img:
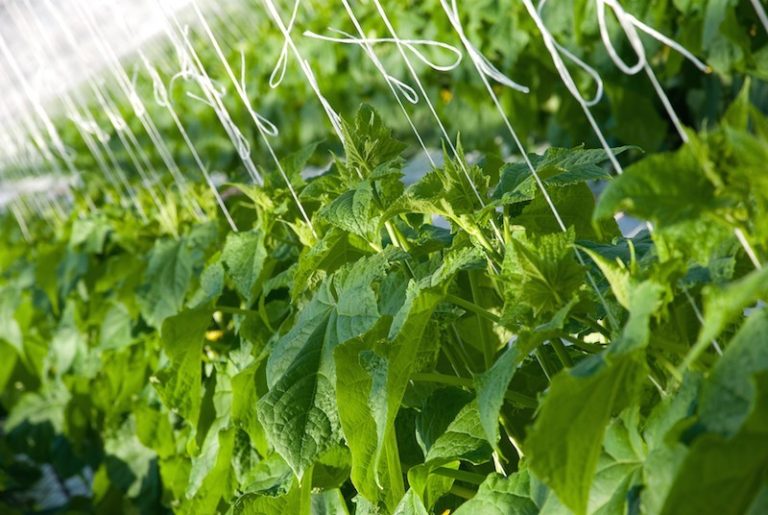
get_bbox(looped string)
[303,28,464,72]
[141,55,171,108]
[440,0,529,93]
[596,0,645,75]
[303,27,421,104]
[262,0,344,141]
[532,0,605,107]
[69,111,110,142]
[105,106,127,132]
[169,40,280,140]
[268,0,301,88]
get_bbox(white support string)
[306,0,439,168]
[260,0,344,142]
[0,94,70,221]
[526,0,746,355]
[157,7,266,188]
[42,0,173,224]
[72,0,206,222]
[752,0,768,35]
[138,50,239,232]
[441,0,616,327]
[0,31,91,216]
[0,128,57,225]
[187,0,316,236]
[369,0,505,244]
[590,0,763,270]
[9,1,142,217]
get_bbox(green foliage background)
[1,0,768,514]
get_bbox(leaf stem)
[384,428,405,509]
[299,464,313,515]
[450,484,477,499]
[572,315,611,339]
[534,348,556,382]
[412,372,473,389]
[433,467,487,485]
[550,339,573,368]
[411,372,538,408]
[445,294,501,325]
[215,306,259,317]
[468,270,498,369]
[559,333,603,353]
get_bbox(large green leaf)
[259,251,397,477]
[698,309,768,436]
[453,473,538,515]
[155,309,212,423]
[138,223,217,328]
[661,372,768,515]
[222,229,267,305]
[525,352,647,515]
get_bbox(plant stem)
[411,372,538,408]
[535,348,557,382]
[572,315,611,339]
[215,306,259,317]
[551,339,573,368]
[384,428,405,509]
[559,333,603,353]
[450,484,478,499]
[299,464,313,515]
[469,271,498,370]
[445,294,501,325]
[433,467,487,485]
[412,372,473,389]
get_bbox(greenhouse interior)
[1,0,767,513]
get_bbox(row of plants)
[9,0,764,190]
[2,1,768,513]
[1,84,767,513]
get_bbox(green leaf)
[138,223,217,328]
[525,352,647,515]
[234,485,302,515]
[493,145,631,202]
[698,309,768,436]
[99,301,133,350]
[416,388,474,457]
[660,372,768,515]
[502,227,584,319]
[514,184,618,241]
[47,301,86,376]
[693,267,768,363]
[70,216,111,254]
[341,105,406,181]
[102,418,156,498]
[423,400,492,465]
[393,489,428,515]
[333,266,446,507]
[189,259,225,308]
[0,285,23,355]
[155,309,212,423]
[453,473,538,515]
[6,385,70,433]
[185,420,236,508]
[232,364,268,456]
[222,229,267,305]
[259,252,397,477]
[608,280,666,355]
[333,320,394,504]
[594,148,719,225]
[317,183,379,239]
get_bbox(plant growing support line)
[0,1,766,514]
